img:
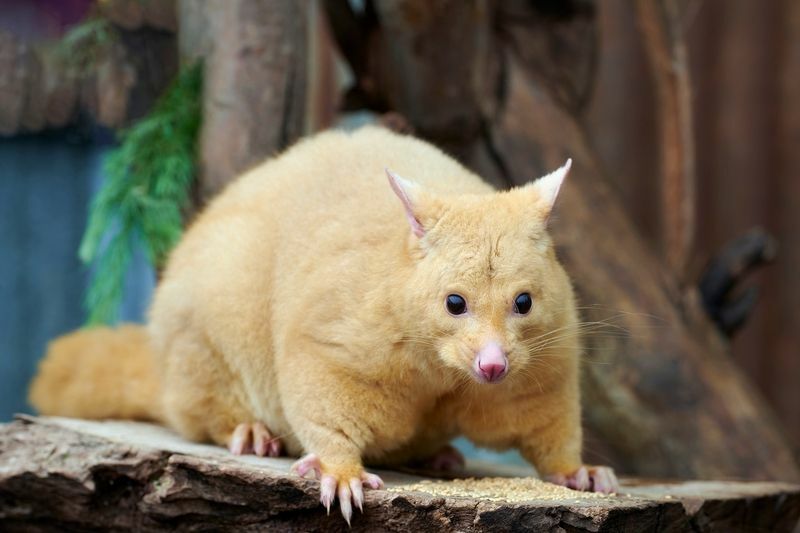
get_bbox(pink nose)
[479,362,506,382]
[474,341,508,383]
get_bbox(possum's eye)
[514,293,533,315]
[445,294,467,316]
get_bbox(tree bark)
[0,2,178,136]
[182,0,308,203]
[2,417,798,532]
[323,0,800,482]
[771,0,800,453]
[494,57,798,481]
[636,0,696,283]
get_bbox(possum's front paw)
[292,453,384,524]
[546,465,619,494]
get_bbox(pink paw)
[291,453,384,525]
[227,422,283,457]
[547,465,619,494]
[422,444,465,471]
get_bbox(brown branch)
[699,228,778,336]
[636,0,697,284]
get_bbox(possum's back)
[153,126,494,351]
[215,125,493,232]
[191,125,495,284]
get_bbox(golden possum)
[31,126,617,522]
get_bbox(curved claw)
[292,453,322,479]
[338,483,353,525]
[228,422,283,457]
[588,466,619,494]
[350,478,364,512]
[228,423,252,455]
[320,475,337,513]
[329,473,384,522]
[252,422,270,456]
[569,466,591,491]
[361,471,384,489]
[291,456,384,522]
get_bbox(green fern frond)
[80,62,203,325]
[55,16,118,75]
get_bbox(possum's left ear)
[525,158,571,221]
[386,168,436,238]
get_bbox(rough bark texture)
[98,0,178,33]
[585,0,800,450]
[496,0,598,117]
[0,1,178,136]
[1,417,798,532]
[771,0,800,452]
[185,0,308,203]
[322,0,800,482]
[636,0,696,283]
[493,59,798,481]
[371,0,498,145]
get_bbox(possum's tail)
[29,324,163,422]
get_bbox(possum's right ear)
[385,168,433,238]
[523,158,571,224]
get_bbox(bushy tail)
[29,324,163,422]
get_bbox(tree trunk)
[495,57,797,481]
[323,0,800,482]
[636,0,696,282]
[179,0,308,203]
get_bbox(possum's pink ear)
[528,158,571,220]
[386,168,427,238]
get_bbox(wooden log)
[1,416,798,532]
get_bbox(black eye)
[446,294,467,315]
[514,293,532,315]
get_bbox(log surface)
[0,417,798,532]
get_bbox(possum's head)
[387,160,577,385]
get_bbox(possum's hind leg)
[160,331,282,456]
[228,421,283,457]
[418,444,465,471]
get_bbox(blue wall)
[0,132,154,421]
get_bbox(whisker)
[573,304,667,323]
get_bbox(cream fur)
[31,126,587,495]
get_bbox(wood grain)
[1,416,798,532]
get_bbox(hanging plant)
[55,16,119,76]
[79,62,203,325]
